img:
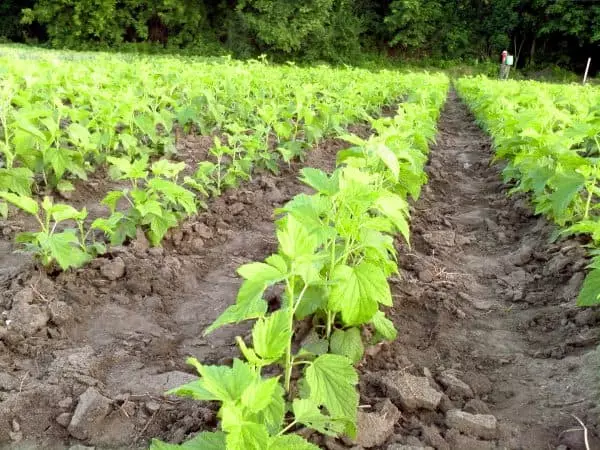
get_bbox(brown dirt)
[0,93,598,450]
[355,91,600,450]
[0,132,352,450]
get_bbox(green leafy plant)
[0,192,102,269]
[150,74,449,449]
[93,156,196,246]
[457,76,600,306]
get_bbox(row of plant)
[0,49,409,201]
[149,74,449,449]
[456,76,600,306]
[0,48,443,269]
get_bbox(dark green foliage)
[21,0,216,49]
[6,0,600,71]
[0,0,35,41]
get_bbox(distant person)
[499,50,512,80]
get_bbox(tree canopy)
[1,0,598,71]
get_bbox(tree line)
[1,0,598,72]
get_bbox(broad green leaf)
[265,254,288,274]
[205,294,268,335]
[68,123,91,145]
[277,214,318,259]
[167,379,217,401]
[330,328,364,363]
[373,142,399,180]
[136,199,163,218]
[148,178,196,215]
[0,167,34,196]
[305,354,358,432]
[50,204,85,222]
[241,377,281,412]
[268,434,320,450]
[172,358,255,403]
[150,431,226,450]
[101,190,125,213]
[374,192,410,244]
[339,134,366,146]
[151,159,186,178]
[252,309,291,361]
[548,172,585,219]
[16,118,46,140]
[0,192,38,216]
[278,194,334,243]
[298,329,329,356]
[577,269,600,306]
[56,179,75,194]
[292,398,346,436]
[44,231,91,270]
[300,168,339,195]
[328,262,392,326]
[371,311,398,341]
[45,146,71,180]
[237,262,286,284]
[221,404,270,450]
[148,213,177,246]
[252,382,286,435]
[295,285,327,320]
[91,212,125,234]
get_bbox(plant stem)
[277,420,298,436]
[326,310,333,337]
[584,184,593,219]
[284,277,295,394]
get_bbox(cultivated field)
[0,47,598,449]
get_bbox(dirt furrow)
[0,134,346,448]
[361,91,600,449]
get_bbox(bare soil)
[0,92,598,450]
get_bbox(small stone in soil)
[49,301,73,326]
[100,257,126,281]
[422,230,456,247]
[193,223,214,240]
[11,419,20,432]
[148,247,164,257]
[0,372,18,391]
[8,288,50,337]
[574,308,596,326]
[418,269,434,283]
[121,400,136,417]
[421,425,449,450]
[230,202,245,215]
[445,410,497,440]
[56,412,72,427]
[9,431,22,442]
[68,387,112,440]
[356,399,401,448]
[444,428,496,450]
[437,371,474,399]
[145,400,161,414]
[190,238,205,252]
[368,372,442,411]
[463,398,491,415]
[461,372,492,396]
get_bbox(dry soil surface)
[0,92,598,450]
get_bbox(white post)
[583,57,591,84]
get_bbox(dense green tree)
[0,0,35,41]
[6,0,600,71]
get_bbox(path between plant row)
[363,90,600,449]
[0,91,598,450]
